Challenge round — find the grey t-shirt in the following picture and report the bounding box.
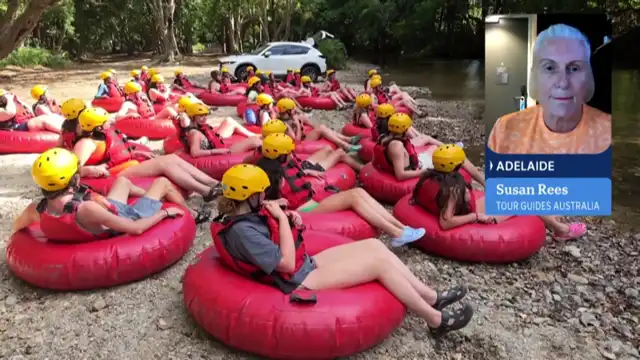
[221,214,316,293]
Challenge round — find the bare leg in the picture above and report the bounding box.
[305,125,352,150]
[461,159,485,187]
[303,240,443,327]
[168,154,219,186]
[27,115,63,133]
[307,189,404,237]
[156,107,178,120]
[216,118,258,138]
[105,176,134,202]
[229,137,261,153]
[352,188,406,228]
[310,147,362,172]
[142,177,188,206]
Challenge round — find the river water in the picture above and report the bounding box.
[383,60,640,228]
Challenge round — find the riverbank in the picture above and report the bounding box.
[0,59,637,360]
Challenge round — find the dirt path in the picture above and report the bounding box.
[0,57,637,360]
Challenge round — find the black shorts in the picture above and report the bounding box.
[301,160,325,172]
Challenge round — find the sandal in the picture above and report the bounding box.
[203,184,222,202]
[349,135,362,145]
[193,207,212,225]
[433,285,468,310]
[552,222,587,241]
[430,303,474,337]
[347,144,362,153]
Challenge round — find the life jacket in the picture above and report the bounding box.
[182,122,226,152]
[175,76,193,88]
[218,81,230,94]
[264,82,275,95]
[35,184,117,242]
[106,82,122,98]
[149,84,168,104]
[294,75,301,88]
[134,79,147,92]
[127,93,155,118]
[83,128,152,169]
[309,86,320,97]
[371,116,389,140]
[412,176,476,216]
[328,78,341,92]
[60,120,78,149]
[285,73,295,85]
[258,107,275,125]
[372,136,420,174]
[140,72,149,82]
[280,156,315,209]
[374,88,390,104]
[212,208,307,293]
[32,98,62,116]
[0,97,33,130]
[352,108,374,127]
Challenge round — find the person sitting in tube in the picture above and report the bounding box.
[220,67,240,83]
[173,69,205,90]
[212,163,474,335]
[256,133,422,246]
[412,144,587,240]
[180,102,261,158]
[130,70,147,92]
[368,75,424,117]
[30,85,63,117]
[11,148,190,239]
[139,65,150,83]
[298,76,349,110]
[208,70,245,95]
[351,93,376,129]
[95,71,124,98]
[0,89,63,133]
[115,81,178,121]
[373,113,485,185]
[323,69,358,101]
[488,23,612,154]
[147,74,176,107]
[275,98,362,153]
[244,76,264,106]
[67,106,225,204]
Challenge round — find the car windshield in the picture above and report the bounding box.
[248,44,270,55]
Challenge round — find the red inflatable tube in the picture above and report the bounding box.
[181,85,206,97]
[0,130,59,154]
[162,133,247,154]
[5,203,196,290]
[295,139,336,154]
[395,106,412,116]
[177,152,251,180]
[341,123,371,137]
[236,101,256,117]
[305,162,357,202]
[229,83,247,91]
[393,193,547,263]
[183,231,405,360]
[296,96,338,110]
[198,91,246,107]
[92,97,124,113]
[358,137,375,163]
[300,210,377,240]
[114,117,175,140]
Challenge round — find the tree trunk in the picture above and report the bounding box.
[162,0,180,61]
[0,0,61,59]
[224,17,238,54]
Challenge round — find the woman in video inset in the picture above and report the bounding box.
[488,24,611,154]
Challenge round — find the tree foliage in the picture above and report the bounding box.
[0,0,638,64]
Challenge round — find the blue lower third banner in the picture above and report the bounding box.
[485,178,611,216]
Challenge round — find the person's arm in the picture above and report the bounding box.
[388,141,423,180]
[359,113,373,128]
[11,202,40,234]
[487,118,501,153]
[274,216,296,272]
[114,102,136,120]
[226,222,289,274]
[73,138,98,166]
[188,131,230,157]
[79,201,170,235]
[439,189,477,230]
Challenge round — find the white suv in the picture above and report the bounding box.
[218,42,328,81]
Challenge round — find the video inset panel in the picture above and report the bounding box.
[484,14,612,216]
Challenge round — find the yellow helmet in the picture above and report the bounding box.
[264,71,273,75]
[388,113,412,134]
[123,81,142,95]
[276,98,296,113]
[369,76,382,88]
[108,68,117,74]
[221,164,270,201]
[178,96,196,112]
[185,102,210,117]
[368,69,378,77]
[148,68,159,77]
[294,69,301,73]
[130,69,141,77]
[256,93,274,107]
[247,76,261,88]
[78,106,109,132]
[262,119,287,137]
[174,69,184,76]
[255,70,263,76]
[30,85,48,100]
[432,144,466,173]
[262,133,295,159]
[0,89,5,97]
[141,66,149,71]
[221,67,229,73]
[301,76,312,83]
[355,93,372,108]
[326,69,336,77]
[32,148,79,192]
[61,98,86,120]
[372,74,382,80]
[376,103,395,118]
[287,68,294,72]
[150,74,164,84]
[100,71,112,80]
[246,66,254,72]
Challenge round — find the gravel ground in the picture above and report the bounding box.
[0,59,638,360]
